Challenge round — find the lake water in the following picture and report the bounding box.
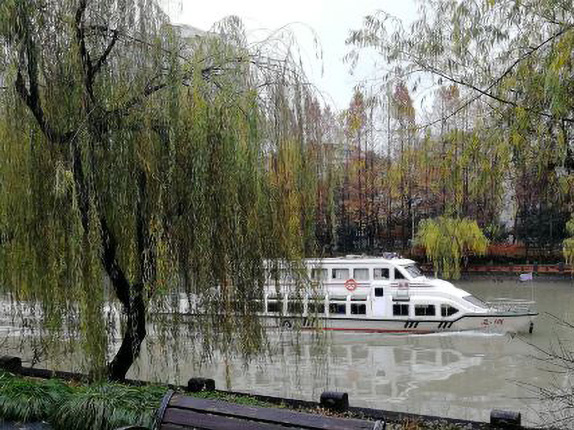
[2,278,574,427]
[131,278,574,427]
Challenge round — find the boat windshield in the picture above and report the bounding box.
[403,264,423,278]
[463,295,488,309]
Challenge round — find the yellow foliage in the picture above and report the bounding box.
[416,217,488,279]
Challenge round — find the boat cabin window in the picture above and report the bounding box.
[351,303,367,315]
[441,304,459,317]
[329,302,346,314]
[311,268,328,281]
[374,287,384,297]
[287,301,303,314]
[393,304,409,316]
[463,295,488,309]
[332,268,350,280]
[394,269,406,280]
[374,268,390,280]
[353,268,369,280]
[403,264,423,278]
[414,304,436,316]
[308,302,325,314]
[267,301,281,313]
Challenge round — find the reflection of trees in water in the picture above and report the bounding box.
[0,297,106,371]
[125,325,331,393]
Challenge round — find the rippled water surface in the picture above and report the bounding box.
[133,279,574,426]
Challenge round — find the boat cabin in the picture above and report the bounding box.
[262,256,483,321]
[262,284,468,321]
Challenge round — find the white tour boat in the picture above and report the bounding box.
[262,255,537,334]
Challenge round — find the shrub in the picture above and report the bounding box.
[0,372,72,422]
[51,383,165,430]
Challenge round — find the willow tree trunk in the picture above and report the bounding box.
[100,170,150,381]
[101,218,147,380]
[107,285,146,380]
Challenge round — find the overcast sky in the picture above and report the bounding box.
[163,1,418,111]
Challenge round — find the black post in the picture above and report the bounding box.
[490,409,521,428]
[0,356,22,373]
[320,391,349,412]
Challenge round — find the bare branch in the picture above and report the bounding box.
[414,26,574,128]
[15,58,70,143]
[92,28,119,76]
[74,0,96,103]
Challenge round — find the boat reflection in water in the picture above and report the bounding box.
[219,332,486,405]
[161,329,536,425]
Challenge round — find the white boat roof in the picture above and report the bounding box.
[305,257,416,266]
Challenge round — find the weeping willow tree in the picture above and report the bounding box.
[0,1,319,380]
[416,217,488,279]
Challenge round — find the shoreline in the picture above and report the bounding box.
[419,263,573,279]
[0,358,528,430]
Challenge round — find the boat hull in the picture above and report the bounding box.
[263,312,537,335]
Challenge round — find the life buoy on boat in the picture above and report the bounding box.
[345,278,358,292]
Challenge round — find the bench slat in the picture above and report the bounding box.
[162,408,306,430]
[168,395,375,430]
[161,424,188,430]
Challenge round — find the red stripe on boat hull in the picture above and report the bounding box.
[314,327,435,334]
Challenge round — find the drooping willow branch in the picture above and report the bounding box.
[408,25,574,129]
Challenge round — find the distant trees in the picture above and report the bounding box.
[342,0,574,261]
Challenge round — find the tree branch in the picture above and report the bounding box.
[411,26,574,128]
[15,58,71,143]
[100,217,131,309]
[87,24,190,63]
[75,0,95,103]
[104,63,231,119]
[92,28,119,76]
[105,81,168,119]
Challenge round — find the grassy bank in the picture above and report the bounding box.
[0,371,165,429]
[0,371,488,430]
[0,371,281,430]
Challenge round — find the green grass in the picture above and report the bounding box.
[0,372,280,429]
[0,372,72,422]
[51,383,165,430]
[0,372,165,430]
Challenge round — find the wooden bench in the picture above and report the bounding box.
[138,390,385,430]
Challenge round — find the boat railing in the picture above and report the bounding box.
[485,298,536,314]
